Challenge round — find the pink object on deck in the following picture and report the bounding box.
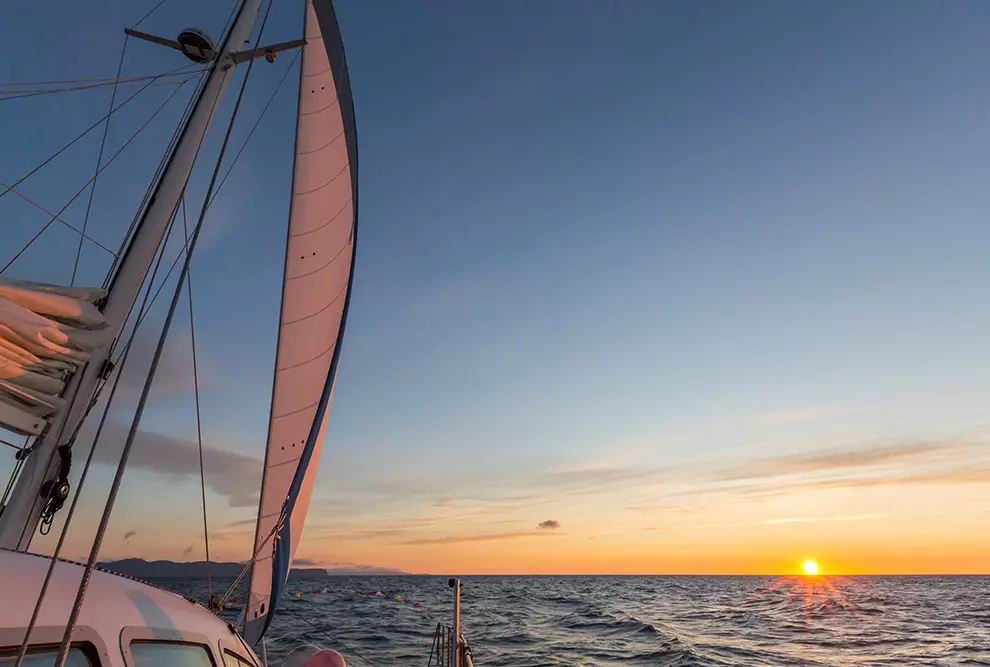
[304,650,346,667]
[282,646,346,667]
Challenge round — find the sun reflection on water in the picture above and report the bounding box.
[757,566,857,617]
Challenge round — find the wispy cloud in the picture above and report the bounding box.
[759,514,886,525]
[537,519,560,530]
[540,464,667,488]
[760,517,812,525]
[711,440,974,483]
[123,529,137,541]
[743,407,835,425]
[88,423,262,507]
[396,530,561,546]
[114,321,214,397]
[285,432,990,558]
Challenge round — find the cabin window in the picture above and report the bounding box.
[222,651,255,667]
[0,646,95,667]
[130,642,213,667]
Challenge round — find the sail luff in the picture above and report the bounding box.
[244,0,357,645]
[0,0,265,551]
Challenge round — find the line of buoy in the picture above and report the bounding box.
[285,587,426,610]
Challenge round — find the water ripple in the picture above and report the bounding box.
[156,575,990,666]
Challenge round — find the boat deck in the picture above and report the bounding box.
[0,549,260,667]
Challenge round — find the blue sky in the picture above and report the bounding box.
[2,0,990,573]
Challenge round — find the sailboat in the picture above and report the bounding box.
[0,0,472,665]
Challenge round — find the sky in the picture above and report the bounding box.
[1,0,990,575]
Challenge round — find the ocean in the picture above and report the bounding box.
[156,575,990,666]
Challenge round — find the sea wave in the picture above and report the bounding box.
[160,574,990,666]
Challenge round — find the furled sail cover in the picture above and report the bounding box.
[0,278,110,435]
[244,0,357,645]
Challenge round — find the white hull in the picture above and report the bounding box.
[0,549,262,667]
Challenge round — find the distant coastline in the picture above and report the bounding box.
[96,558,407,578]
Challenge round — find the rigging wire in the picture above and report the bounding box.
[132,0,171,30]
[7,4,302,642]
[181,196,213,602]
[11,180,184,553]
[0,73,187,88]
[210,49,300,207]
[0,70,201,103]
[13,44,217,540]
[217,513,283,609]
[0,436,28,452]
[1,77,191,276]
[50,2,277,663]
[72,36,130,286]
[0,182,118,257]
[0,62,203,207]
[2,0,235,572]
[0,434,31,511]
[11,214,182,667]
[97,0,208,286]
[217,0,245,56]
[1,67,202,548]
[104,67,211,286]
[0,73,197,93]
[6,0,293,636]
[106,49,299,336]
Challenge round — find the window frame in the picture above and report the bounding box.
[219,649,256,667]
[120,627,218,667]
[217,631,262,667]
[0,625,110,667]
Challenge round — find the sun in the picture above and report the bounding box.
[802,560,820,576]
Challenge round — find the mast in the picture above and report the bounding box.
[0,0,264,551]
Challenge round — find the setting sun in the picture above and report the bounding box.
[802,560,820,576]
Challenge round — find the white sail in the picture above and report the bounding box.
[244,0,357,645]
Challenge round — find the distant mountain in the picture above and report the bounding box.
[96,558,406,579]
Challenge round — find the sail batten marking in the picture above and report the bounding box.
[281,284,347,325]
[286,239,350,281]
[303,66,331,78]
[300,98,340,117]
[290,199,350,238]
[278,343,334,372]
[272,399,321,420]
[293,162,349,196]
[268,458,301,470]
[296,130,344,156]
